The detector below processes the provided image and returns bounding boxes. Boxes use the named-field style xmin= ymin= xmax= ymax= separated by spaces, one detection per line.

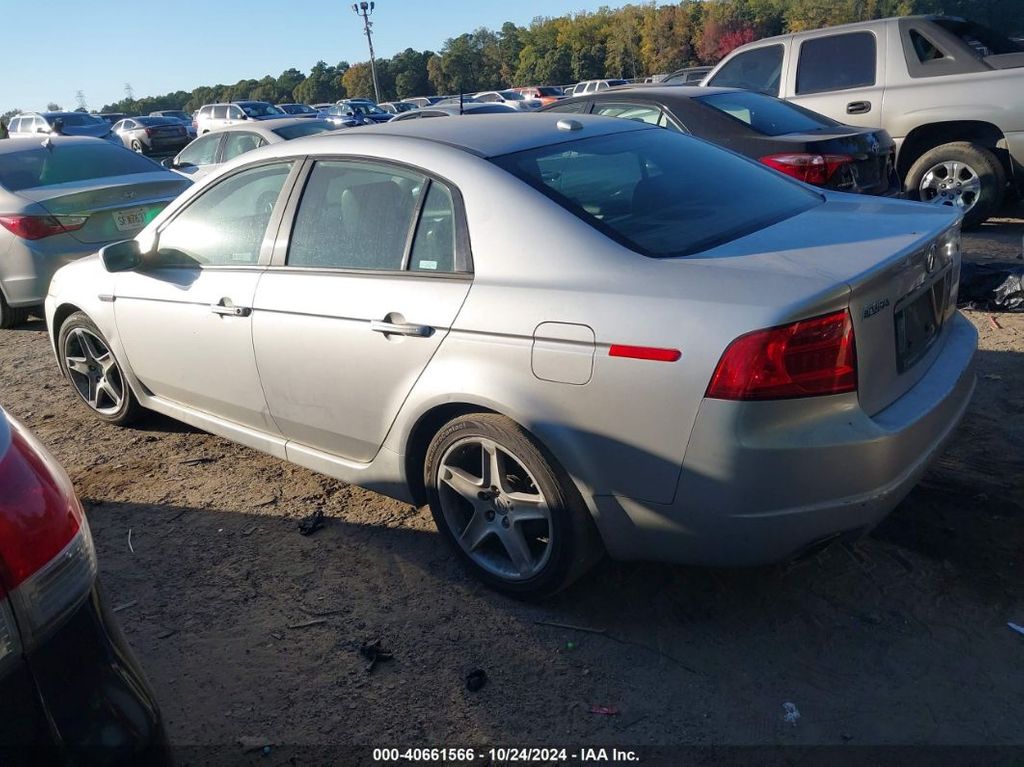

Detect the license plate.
xmin=894 ymin=272 xmax=951 ymax=374
xmin=113 ymin=207 xmax=146 ymax=232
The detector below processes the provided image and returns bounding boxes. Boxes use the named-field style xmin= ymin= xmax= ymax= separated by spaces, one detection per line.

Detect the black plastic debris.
xmin=297 ymin=508 xmax=325 ymax=536
xmin=958 ymin=262 xmax=1024 ymax=312
xmin=465 ymin=669 xmax=487 ymax=692
xmin=360 ymin=638 xmax=394 ymax=673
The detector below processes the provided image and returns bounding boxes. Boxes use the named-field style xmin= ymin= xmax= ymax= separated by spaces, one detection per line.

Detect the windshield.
xmin=47 ymin=113 xmax=104 ymax=127
xmin=696 ymin=91 xmax=838 ymax=135
xmin=0 ymin=143 xmax=161 ymax=192
xmin=498 ymin=90 xmax=525 ymax=100
xmin=238 ymin=102 xmax=284 ymax=117
xmin=933 ymin=18 xmax=1024 ymax=57
xmin=491 ymin=129 xmax=821 ymax=258
xmin=536 ymin=87 xmax=563 ymax=96
xmin=161 ymin=111 xmax=190 ymax=121
xmin=272 ymin=121 xmax=335 ymax=140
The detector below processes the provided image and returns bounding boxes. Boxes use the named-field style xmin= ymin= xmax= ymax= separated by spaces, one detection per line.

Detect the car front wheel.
xmin=58 ymin=312 xmax=143 ymax=425
xmin=424 ymin=413 xmax=602 ymax=597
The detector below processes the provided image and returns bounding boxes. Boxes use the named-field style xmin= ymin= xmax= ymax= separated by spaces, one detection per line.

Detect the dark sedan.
xmin=0 ymin=407 xmax=169 ymax=765
xmin=112 ymin=116 xmax=191 ymax=156
xmin=542 ymin=87 xmax=900 ymax=196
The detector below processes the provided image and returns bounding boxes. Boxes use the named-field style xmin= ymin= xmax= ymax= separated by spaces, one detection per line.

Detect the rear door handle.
xmin=370 ymin=320 xmax=433 ymax=337
xmin=211 ymin=298 xmax=251 ymax=317
xmin=846 ymin=100 xmax=871 ymax=115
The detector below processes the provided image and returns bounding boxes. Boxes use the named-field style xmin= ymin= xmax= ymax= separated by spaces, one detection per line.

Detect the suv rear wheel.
xmin=905 ymin=141 xmax=1006 ymax=229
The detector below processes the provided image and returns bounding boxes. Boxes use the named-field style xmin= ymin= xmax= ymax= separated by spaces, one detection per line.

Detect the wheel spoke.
xmin=505 ymin=492 xmax=549 ymax=523
xmin=499 ymin=525 xmax=535 ymax=575
xmin=458 ymin=510 xmax=491 ymax=552
xmin=441 ymin=465 xmax=483 ymax=504
xmin=481 ymin=441 xmax=505 ymax=493
xmin=76 ymin=329 xmax=102 ymax=363
xmin=97 ymin=378 xmax=122 ymax=409
xmin=65 ymin=355 xmax=91 ymax=376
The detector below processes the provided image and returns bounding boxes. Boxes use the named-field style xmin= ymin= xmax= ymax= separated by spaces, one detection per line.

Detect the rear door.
xmin=787 ymin=30 xmax=885 ymax=128
xmin=252 ymin=157 xmax=472 ymax=462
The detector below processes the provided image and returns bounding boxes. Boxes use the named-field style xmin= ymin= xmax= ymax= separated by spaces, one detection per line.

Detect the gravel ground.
xmin=1 ymin=207 xmax=1022 ymax=762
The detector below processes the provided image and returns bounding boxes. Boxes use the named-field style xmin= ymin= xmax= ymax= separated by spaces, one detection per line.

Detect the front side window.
xmin=708 ymin=44 xmax=785 ymax=96
xmin=492 ymin=129 xmax=820 ymax=258
xmin=155 ymin=162 xmax=292 ymax=267
xmin=177 ymin=134 xmax=221 ymax=167
xmin=796 ymin=33 xmax=876 ymax=94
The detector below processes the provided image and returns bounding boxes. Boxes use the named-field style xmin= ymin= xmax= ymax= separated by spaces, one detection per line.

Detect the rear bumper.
xmin=0 ymin=585 xmax=170 ymax=766
xmin=0 ymin=238 xmax=95 ymax=308
xmin=593 ymin=312 xmax=977 ymax=566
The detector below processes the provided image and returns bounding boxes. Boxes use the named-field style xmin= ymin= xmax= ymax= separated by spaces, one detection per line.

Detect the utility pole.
xmin=352 ymin=1 xmax=381 ymax=103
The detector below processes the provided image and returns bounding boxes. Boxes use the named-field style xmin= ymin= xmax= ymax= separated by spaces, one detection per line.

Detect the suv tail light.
xmin=760 ymin=154 xmax=854 ymax=186
xmin=706 ymin=310 xmax=857 ymax=400
xmin=0 ymin=418 xmax=96 ymax=648
xmin=0 ymin=214 xmax=88 ymax=240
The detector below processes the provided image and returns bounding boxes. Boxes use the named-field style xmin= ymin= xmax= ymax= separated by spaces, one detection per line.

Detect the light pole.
xmin=352 ymin=1 xmax=381 ymax=103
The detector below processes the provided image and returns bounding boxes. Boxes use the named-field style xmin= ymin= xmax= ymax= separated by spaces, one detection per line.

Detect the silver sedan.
xmin=44 ymin=115 xmax=976 ymax=596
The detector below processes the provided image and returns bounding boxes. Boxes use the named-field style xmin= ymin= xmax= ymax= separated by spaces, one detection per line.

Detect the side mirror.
xmin=100 ymin=239 xmax=143 ymax=273
xmin=238 ymin=113 xmax=249 ymax=120
xmin=161 ymin=157 xmax=177 ymax=169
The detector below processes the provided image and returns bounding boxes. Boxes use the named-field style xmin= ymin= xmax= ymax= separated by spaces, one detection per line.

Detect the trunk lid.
xmin=17 ymin=173 xmax=190 ymax=244
xmin=691 ymin=195 xmax=961 ymax=415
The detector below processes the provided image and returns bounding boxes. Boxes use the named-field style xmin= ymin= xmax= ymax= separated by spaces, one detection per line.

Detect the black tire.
xmin=57 ymin=311 xmax=144 ymax=426
xmin=0 ymin=292 xmax=30 ymax=329
xmin=905 ymin=141 xmax=1006 ymax=229
xmin=424 ymin=413 xmax=603 ymax=598
xmin=131 ymin=139 xmax=145 ymax=154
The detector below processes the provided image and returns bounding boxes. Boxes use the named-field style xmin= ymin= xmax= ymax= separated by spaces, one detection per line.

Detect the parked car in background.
xmin=7 ymin=112 xmax=117 ymax=142
xmin=473 ymin=90 xmax=542 ymax=110
xmin=0 ymin=137 xmax=190 ymax=328
xmin=703 ymin=15 xmax=1024 ymax=227
xmin=514 ymin=86 xmax=565 ymax=105
xmin=162 ymin=118 xmax=336 ymax=180
xmin=45 ymin=114 xmax=975 ymax=597
xmin=335 ymin=101 xmax=393 ymax=124
xmin=277 ymin=103 xmax=320 ymax=118
xmin=150 ymin=110 xmax=198 ymax=139
xmin=432 ymin=95 xmax=483 ymax=107
xmin=389 ymin=103 xmax=517 ymax=121
xmin=195 ymin=101 xmax=286 ymax=134
xmin=322 ymin=105 xmax=368 ymax=128
xmin=312 ymin=103 xmax=335 ymax=116
xmin=403 ymin=97 xmax=444 ymax=108
xmin=379 ymin=101 xmax=418 ymax=115
xmin=96 ymin=112 xmax=128 ymax=124
xmin=569 ymin=79 xmax=629 ymax=95
xmin=663 ymin=66 xmax=713 ymax=85
xmin=0 ymin=407 xmax=170 ymax=765
xmin=543 ymin=87 xmax=900 ymax=196
xmin=111 ymin=116 xmax=191 ymax=156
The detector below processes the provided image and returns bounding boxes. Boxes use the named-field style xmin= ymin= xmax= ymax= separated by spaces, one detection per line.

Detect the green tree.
xmin=342 ymin=62 xmax=378 ymax=99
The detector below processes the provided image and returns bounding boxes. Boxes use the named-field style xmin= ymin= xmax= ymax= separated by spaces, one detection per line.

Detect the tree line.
xmin=18 ymin=0 xmax=1024 ymax=117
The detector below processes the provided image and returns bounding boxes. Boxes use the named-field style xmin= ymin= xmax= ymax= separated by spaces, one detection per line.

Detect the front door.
xmin=114 ymin=161 xmax=296 ymax=432
xmin=252 ymin=158 xmax=472 ymax=462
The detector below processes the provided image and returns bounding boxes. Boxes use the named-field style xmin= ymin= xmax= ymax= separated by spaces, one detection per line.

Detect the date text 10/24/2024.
xmin=373 ymin=747 xmax=641 ymax=763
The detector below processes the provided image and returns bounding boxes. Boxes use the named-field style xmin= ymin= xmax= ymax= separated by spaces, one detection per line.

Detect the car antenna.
xmin=459 ymin=91 xmax=464 ymax=115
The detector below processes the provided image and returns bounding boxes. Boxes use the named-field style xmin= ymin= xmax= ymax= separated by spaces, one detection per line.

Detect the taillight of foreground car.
xmin=0 ymin=419 xmax=96 ymax=650
xmin=760 ymin=154 xmax=854 ymax=186
xmin=0 ymin=215 xmax=88 ymax=240
xmin=706 ymin=310 xmax=857 ymax=400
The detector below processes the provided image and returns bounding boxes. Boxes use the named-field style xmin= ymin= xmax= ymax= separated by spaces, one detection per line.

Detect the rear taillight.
xmin=706 ymin=310 xmax=857 ymax=400
xmin=145 ymin=127 xmax=154 ymax=137
xmin=760 ymin=154 xmax=854 ymax=186
xmin=0 ymin=214 xmax=88 ymax=240
xmin=0 ymin=418 xmax=96 ymax=647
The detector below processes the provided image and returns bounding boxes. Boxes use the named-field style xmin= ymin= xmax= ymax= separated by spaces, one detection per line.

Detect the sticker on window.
xmin=418 ymin=260 xmax=438 ymax=270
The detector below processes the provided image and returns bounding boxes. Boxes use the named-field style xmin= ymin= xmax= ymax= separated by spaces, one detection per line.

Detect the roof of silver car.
xmin=0 ymin=135 xmax=109 ymax=155
xmin=329 ymin=112 xmax=653 ymax=158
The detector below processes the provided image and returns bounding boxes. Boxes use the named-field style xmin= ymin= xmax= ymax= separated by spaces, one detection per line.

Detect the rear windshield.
xmin=135 ymin=117 xmax=178 ymax=126
xmin=0 ymin=143 xmax=159 ymax=192
xmin=696 ymin=91 xmax=838 ymax=135
xmin=491 ymin=128 xmax=821 ymax=258
xmin=933 ymin=18 xmax=1024 ymax=57
xmin=272 ymin=121 xmax=335 ymax=140
xmin=536 ymin=86 xmax=563 ymax=96
xmin=238 ymin=102 xmax=284 ymax=117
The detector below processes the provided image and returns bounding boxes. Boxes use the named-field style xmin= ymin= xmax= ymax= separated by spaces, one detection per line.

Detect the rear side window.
xmin=593 ymin=103 xmax=682 ymax=132
xmin=409 ymin=183 xmax=456 ymax=273
xmin=0 ymin=143 xmax=160 ymax=192
xmin=491 ymin=129 xmax=821 ymax=258
xmin=212 ymin=106 xmax=228 ymax=119
xmin=708 ymin=45 xmax=784 ymax=96
xmin=545 ymin=101 xmax=588 ymax=114
xmin=796 ymin=33 xmax=876 ymax=94
xmin=696 ymin=91 xmax=838 ymax=136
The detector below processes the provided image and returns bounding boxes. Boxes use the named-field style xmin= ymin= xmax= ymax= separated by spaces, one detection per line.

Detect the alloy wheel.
xmin=436 ymin=437 xmax=554 ymax=581
xmin=918 ymin=160 xmax=982 ymax=213
xmin=63 ymin=328 xmax=126 ymax=415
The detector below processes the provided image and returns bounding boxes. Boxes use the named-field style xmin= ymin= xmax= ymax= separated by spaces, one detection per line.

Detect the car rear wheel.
xmin=131 ymin=140 xmax=144 ymax=154
xmin=0 ymin=292 xmax=30 ymax=329
xmin=424 ymin=413 xmax=602 ymax=597
xmin=906 ymin=142 xmax=1006 ymax=229
xmin=58 ymin=312 xmax=143 ymax=425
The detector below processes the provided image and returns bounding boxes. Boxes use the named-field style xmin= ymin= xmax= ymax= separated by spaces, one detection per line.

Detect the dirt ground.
xmin=1 ymin=207 xmax=1022 ymax=762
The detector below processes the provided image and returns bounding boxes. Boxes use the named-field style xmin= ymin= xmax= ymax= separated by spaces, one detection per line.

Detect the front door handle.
xmin=370 ymin=320 xmax=433 ymax=337
xmin=846 ymin=100 xmax=871 ymax=115
xmin=211 ymin=298 xmax=251 ymax=317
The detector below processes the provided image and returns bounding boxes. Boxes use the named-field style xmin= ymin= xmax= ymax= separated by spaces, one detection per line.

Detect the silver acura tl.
xmin=43 ymin=114 xmax=976 ymax=596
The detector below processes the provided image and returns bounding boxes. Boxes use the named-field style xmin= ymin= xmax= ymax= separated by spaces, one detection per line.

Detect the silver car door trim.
xmin=369 ymin=320 xmax=434 ymax=337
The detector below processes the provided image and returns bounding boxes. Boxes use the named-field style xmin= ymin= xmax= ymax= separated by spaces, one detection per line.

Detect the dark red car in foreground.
xmin=0 ymin=408 xmax=169 ymax=765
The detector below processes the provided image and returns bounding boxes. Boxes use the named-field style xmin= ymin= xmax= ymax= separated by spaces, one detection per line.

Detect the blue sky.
xmin=3 ymin=0 xmax=614 ymax=114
